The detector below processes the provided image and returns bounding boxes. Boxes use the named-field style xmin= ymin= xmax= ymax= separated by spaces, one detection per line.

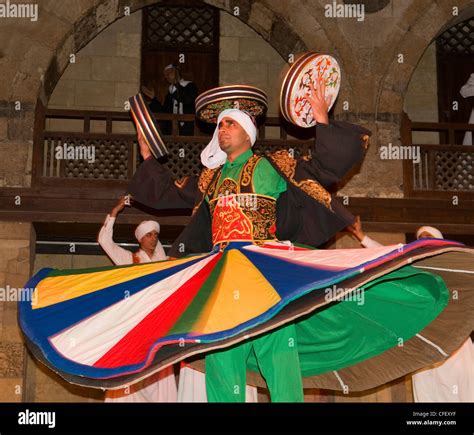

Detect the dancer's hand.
xmin=346 ymin=215 xmax=365 ymax=242
xmin=111 ymin=196 xmax=128 ymax=217
xmin=304 ymin=78 xmax=329 ymax=125
xmin=137 ymin=129 xmax=152 ymax=160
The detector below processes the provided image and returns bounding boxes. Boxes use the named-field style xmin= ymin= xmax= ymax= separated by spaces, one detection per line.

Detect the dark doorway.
xmin=436 ymin=17 xmax=474 ymax=144
xmin=141 ymin=0 xmax=220 ymax=105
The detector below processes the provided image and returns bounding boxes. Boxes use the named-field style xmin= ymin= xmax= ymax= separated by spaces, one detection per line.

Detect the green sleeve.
xmin=253 ymin=158 xmax=287 ymax=200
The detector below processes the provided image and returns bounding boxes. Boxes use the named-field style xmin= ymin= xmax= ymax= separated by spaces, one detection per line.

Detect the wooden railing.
xmin=32 ymin=102 xmax=313 ymax=189
xmin=400 ymin=112 xmax=474 ymax=199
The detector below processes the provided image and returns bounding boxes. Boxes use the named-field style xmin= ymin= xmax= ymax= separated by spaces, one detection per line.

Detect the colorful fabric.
xmin=18 ymin=238 xmax=462 ymax=387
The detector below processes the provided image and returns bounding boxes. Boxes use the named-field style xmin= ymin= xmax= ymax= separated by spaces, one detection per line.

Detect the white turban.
xmin=416 ymin=226 xmax=444 ymax=240
xmin=460 ymin=73 xmax=474 ymax=98
xmin=200 ymin=109 xmax=257 ymax=169
xmin=135 ymin=220 xmax=160 ymax=242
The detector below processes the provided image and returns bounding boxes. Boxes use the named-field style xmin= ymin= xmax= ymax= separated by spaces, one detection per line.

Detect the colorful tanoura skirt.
xmin=19 ymin=239 xmax=474 ymax=392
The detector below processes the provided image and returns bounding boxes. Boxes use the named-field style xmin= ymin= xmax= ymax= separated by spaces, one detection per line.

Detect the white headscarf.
xmin=416 ymin=226 xmax=444 ymax=239
xmin=200 ymin=109 xmax=257 ymax=169
xmin=135 ymin=220 xmax=160 ymax=242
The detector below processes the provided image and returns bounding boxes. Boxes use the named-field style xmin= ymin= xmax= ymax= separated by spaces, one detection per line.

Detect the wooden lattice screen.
xmin=437 ymin=17 xmax=474 ymax=55
xmin=143 ymin=2 xmax=217 ymax=49
xmin=141 ymin=1 xmax=219 ymax=102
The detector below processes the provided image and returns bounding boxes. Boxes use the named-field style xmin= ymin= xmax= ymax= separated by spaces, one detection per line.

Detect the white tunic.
xmin=359 ymin=234 xmax=474 ymax=402
xmin=98 ymin=215 xmax=176 ymax=402
xmin=98 ymin=214 xmax=167 ymax=265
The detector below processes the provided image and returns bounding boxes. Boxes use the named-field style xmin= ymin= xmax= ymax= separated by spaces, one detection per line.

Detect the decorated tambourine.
xmin=195 ymin=85 xmax=268 ymax=123
xmin=129 ymin=93 xmax=168 ymax=158
xmin=280 ymin=53 xmax=341 ymax=128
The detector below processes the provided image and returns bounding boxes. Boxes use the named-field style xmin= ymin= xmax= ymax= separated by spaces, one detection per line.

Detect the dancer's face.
xmin=139 ymin=230 xmax=158 ymax=251
xmin=217 ymin=117 xmax=251 ymax=156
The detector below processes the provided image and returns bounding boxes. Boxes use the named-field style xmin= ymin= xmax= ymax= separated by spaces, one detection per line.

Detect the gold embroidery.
xmin=212 ymin=178 xmax=239 ymax=200
xmin=296 ymin=180 xmax=332 ymax=209
xmin=361 ymin=134 xmax=370 ymax=149
xmin=198 ymin=168 xmax=219 ymax=193
xmin=268 ymin=150 xmax=332 ymax=210
xmin=268 ymin=150 xmax=296 ymax=180
xmin=240 ymin=155 xmax=261 ymax=187
xmin=174 ymin=176 xmax=190 ymax=189
xmin=206 ymin=168 xmax=222 ymax=198
xmin=209 ymin=194 xmax=277 ymax=244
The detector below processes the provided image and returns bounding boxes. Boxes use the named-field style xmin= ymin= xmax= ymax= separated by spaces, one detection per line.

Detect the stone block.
xmin=91 ymin=56 xmax=139 ymax=82
xmin=80 ymin=25 xmax=118 ymax=57
xmin=248 ymin=2 xmax=274 ymax=38
xmin=219 ymin=61 xmax=268 ymax=89
xmin=74 ymin=80 xmax=116 ymax=107
xmin=95 ymin=0 xmax=120 ymax=34
xmin=7 ymin=109 xmax=35 ymax=141
xmin=42 ymin=0 xmax=92 ymax=25
xmin=377 ymin=89 xmax=403 ymax=115
xmin=0 ymin=142 xmax=30 ymax=187
xmin=0 ymin=117 xmax=7 ymax=140
xmin=61 ymin=56 xmax=92 ymax=81
xmin=0 ymin=342 xmax=24 ymax=377
xmin=0 ymin=222 xmax=32 ymax=241
xmin=33 ymin=254 xmax=73 ymax=274
xmin=114 ymin=82 xmax=139 ymax=108
xmin=412 ymin=2 xmax=446 ymax=42
xmin=239 ymin=37 xmax=284 ymax=64
xmin=219 ymin=37 xmax=240 ymax=62
xmin=48 ymin=80 xmax=76 ymax=107
xmin=0 ymin=378 xmax=22 ymax=402
xmin=116 ymin=33 xmax=141 ymax=57
xmin=220 ymin=10 xmax=257 ymax=38
xmin=110 ymin=9 xmax=142 ymax=33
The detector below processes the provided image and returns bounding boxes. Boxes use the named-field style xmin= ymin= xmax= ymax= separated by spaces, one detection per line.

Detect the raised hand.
xmin=110 ymin=196 xmax=130 ymax=217
xmin=346 ymin=215 xmax=365 ymax=242
xmin=303 ymin=77 xmax=330 ymax=125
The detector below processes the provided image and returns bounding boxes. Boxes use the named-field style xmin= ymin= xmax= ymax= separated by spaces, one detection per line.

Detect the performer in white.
xmin=460 ymin=73 xmax=474 ymax=146
xmin=347 ymin=218 xmax=474 ymax=402
xmin=98 ymin=196 xmax=177 ymax=402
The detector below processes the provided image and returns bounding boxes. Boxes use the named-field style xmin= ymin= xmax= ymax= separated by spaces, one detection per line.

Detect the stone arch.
xmin=15 ymin=0 xmax=310 ymax=107
xmin=376 ymin=1 xmax=474 ymax=120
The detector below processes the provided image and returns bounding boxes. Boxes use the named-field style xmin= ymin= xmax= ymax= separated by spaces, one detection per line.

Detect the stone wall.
xmin=48 ymin=10 xmax=142 ymax=113
xmin=0 ymin=222 xmax=35 ymax=402
xmin=20 ymin=254 xmax=113 ymax=402
xmin=404 ymin=41 xmax=440 ymax=144
xmin=219 ymin=10 xmax=286 ymax=117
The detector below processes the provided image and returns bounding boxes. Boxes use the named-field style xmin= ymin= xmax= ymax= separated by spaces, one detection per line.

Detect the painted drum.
xmin=195 ymin=85 xmax=268 ymax=123
xmin=280 ymin=53 xmax=341 ymax=128
xmin=129 ymin=93 xmax=168 ymax=158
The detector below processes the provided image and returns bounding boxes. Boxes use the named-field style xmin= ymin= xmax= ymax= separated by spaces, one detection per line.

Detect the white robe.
xmin=359 ymin=234 xmax=474 ymax=402
xmin=98 ymin=215 xmax=176 ymax=402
